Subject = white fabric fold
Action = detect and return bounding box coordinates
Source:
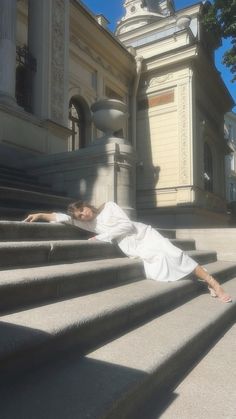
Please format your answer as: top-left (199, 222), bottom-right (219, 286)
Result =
top-left (53, 202), bottom-right (198, 282)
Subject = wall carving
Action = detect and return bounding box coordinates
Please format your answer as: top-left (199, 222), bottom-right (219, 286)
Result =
top-left (51, 0), bottom-right (66, 123)
top-left (141, 73), bottom-right (174, 89)
top-left (147, 73), bottom-right (174, 87)
top-left (178, 83), bottom-right (189, 184)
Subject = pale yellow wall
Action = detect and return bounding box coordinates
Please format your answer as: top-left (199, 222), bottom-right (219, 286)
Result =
top-left (136, 66), bottom-right (194, 208)
top-left (137, 108), bottom-right (178, 186)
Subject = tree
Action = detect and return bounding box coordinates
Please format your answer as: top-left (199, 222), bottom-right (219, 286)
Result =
top-left (203, 0), bottom-right (236, 81)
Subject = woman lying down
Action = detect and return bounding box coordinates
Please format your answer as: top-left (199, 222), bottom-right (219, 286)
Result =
top-left (24, 200), bottom-right (232, 303)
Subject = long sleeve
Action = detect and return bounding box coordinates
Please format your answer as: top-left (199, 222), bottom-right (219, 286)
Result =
top-left (95, 202), bottom-right (135, 243)
top-left (52, 212), bottom-right (96, 233)
top-left (52, 213), bottom-right (72, 224)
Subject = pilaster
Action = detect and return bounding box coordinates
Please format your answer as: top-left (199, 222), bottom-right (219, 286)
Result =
top-left (0, 0), bottom-right (18, 106)
top-left (28, 0), bottom-right (69, 126)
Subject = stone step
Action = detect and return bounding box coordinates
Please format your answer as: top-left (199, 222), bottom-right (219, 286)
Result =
top-left (0, 239), bottom-right (196, 269)
top-left (0, 240), bottom-right (124, 268)
top-left (188, 249), bottom-right (217, 264)
top-left (0, 207), bottom-right (32, 221)
top-left (170, 238), bottom-right (195, 250)
top-left (0, 164), bottom-right (55, 193)
top-left (0, 167), bottom-right (38, 182)
top-left (0, 258), bottom-right (144, 313)
top-left (0, 277), bottom-right (235, 418)
top-left (0, 251), bottom-right (221, 313)
top-left (155, 229), bottom-right (176, 239)
top-left (0, 261), bottom-right (234, 379)
top-left (0, 177), bottom-right (53, 194)
top-left (146, 323), bottom-right (236, 419)
top-left (0, 221), bottom-right (176, 241)
top-left (0, 186), bottom-right (71, 210)
top-left (0, 221), bottom-right (89, 240)
top-left (0, 164), bottom-right (27, 176)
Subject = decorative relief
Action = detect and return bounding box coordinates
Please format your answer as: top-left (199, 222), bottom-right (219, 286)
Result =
top-left (178, 84), bottom-right (189, 184)
top-left (147, 73), bottom-right (174, 87)
top-left (70, 34), bottom-right (128, 86)
top-left (51, 0), bottom-right (66, 123)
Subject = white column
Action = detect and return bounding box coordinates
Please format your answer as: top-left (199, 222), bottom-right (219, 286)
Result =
top-left (28, 0), bottom-right (69, 125)
top-left (0, 0), bottom-right (18, 106)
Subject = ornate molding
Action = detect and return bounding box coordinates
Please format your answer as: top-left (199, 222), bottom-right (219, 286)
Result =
top-left (147, 73), bottom-right (174, 87)
top-left (51, 0), bottom-right (66, 123)
top-left (178, 83), bottom-right (189, 184)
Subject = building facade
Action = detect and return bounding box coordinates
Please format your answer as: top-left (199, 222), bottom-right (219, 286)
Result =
top-left (225, 112), bottom-right (236, 203)
top-left (0, 0), bottom-right (234, 226)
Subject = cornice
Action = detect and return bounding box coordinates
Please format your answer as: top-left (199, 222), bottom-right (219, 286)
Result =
top-left (71, 0), bottom-right (134, 61)
top-left (143, 44), bottom-right (198, 71)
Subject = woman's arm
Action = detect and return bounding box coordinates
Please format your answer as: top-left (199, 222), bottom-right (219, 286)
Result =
top-left (94, 202), bottom-right (135, 242)
top-left (24, 212), bottom-right (59, 223)
top-left (95, 220), bottom-right (135, 242)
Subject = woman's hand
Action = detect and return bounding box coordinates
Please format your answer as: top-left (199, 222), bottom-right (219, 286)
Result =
top-left (88, 236), bottom-right (98, 241)
top-left (23, 212), bottom-right (57, 223)
top-left (23, 213), bottom-right (43, 223)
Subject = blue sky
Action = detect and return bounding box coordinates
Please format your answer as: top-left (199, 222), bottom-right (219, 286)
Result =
top-left (82, 0), bottom-right (235, 111)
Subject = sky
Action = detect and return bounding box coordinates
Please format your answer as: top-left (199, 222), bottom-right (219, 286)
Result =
top-left (82, 0), bottom-right (236, 112)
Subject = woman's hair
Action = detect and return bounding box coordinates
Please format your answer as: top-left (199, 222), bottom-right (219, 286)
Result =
top-left (67, 201), bottom-right (104, 218)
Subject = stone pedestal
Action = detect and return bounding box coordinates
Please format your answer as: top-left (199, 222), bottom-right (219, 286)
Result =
top-left (25, 97), bottom-right (136, 215)
top-left (0, 0), bottom-right (18, 106)
top-left (25, 143), bottom-right (137, 218)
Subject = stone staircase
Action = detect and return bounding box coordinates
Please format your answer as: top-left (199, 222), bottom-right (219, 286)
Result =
top-left (0, 221), bottom-right (235, 418)
top-left (0, 163), bottom-right (71, 220)
top-left (0, 164), bottom-right (53, 193)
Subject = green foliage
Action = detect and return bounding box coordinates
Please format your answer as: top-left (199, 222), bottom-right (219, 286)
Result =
top-left (203, 0), bottom-right (236, 81)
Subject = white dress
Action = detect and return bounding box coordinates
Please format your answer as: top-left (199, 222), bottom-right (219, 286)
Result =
top-left (54, 201), bottom-right (198, 282)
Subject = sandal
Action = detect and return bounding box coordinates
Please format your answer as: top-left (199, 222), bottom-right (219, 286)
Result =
top-left (206, 275), bottom-right (232, 303)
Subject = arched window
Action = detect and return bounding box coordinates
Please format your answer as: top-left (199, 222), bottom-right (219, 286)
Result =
top-left (15, 45), bottom-right (36, 113)
top-left (204, 142), bottom-right (213, 192)
top-left (68, 99), bottom-right (86, 150)
top-left (16, 65), bottom-right (28, 109)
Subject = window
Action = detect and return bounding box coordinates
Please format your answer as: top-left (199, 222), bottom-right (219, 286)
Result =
top-left (68, 100), bottom-right (86, 150)
top-left (15, 45), bottom-right (36, 113)
top-left (204, 142), bottom-right (213, 192)
top-left (230, 154), bottom-right (235, 171)
top-left (230, 183), bottom-right (234, 201)
top-left (228, 124), bottom-right (233, 141)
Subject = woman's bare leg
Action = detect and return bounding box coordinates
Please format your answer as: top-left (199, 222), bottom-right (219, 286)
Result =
top-left (194, 265), bottom-right (232, 303)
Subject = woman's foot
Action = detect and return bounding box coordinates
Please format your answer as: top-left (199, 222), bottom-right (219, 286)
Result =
top-left (207, 275), bottom-right (232, 303)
